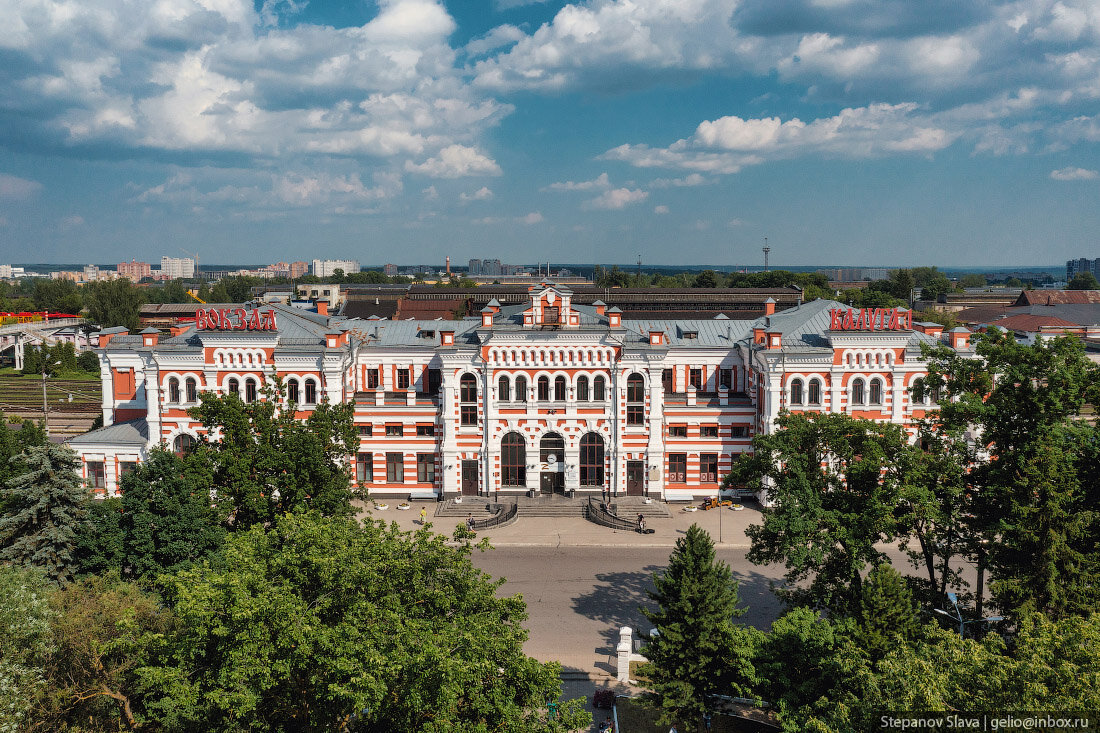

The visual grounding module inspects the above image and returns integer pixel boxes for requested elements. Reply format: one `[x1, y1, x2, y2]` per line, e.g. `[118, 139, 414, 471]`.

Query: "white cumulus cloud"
[584, 187, 649, 210]
[543, 172, 610, 191]
[1050, 166, 1098, 180]
[405, 145, 502, 178]
[460, 186, 494, 201]
[0, 173, 43, 200]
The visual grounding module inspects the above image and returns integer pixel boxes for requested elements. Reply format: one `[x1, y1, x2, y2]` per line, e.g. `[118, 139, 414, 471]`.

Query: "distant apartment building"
[83, 265, 101, 282]
[383, 263, 399, 277]
[312, 259, 359, 278]
[289, 261, 309, 279]
[468, 259, 482, 275]
[0, 264, 13, 278]
[469, 259, 512, 277]
[817, 267, 890, 282]
[161, 257, 196, 279]
[117, 260, 153, 281]
[1067, 258, 1100, 282]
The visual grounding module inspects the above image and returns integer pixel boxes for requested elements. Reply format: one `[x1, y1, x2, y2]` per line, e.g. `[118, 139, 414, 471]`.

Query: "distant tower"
[636, 254, 642, 279]
[446, 256, 451, 277]
[762, 237, 770, 272]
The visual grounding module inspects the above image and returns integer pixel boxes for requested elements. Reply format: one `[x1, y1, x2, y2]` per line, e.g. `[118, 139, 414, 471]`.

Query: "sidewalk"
[356, 498, 759, 548]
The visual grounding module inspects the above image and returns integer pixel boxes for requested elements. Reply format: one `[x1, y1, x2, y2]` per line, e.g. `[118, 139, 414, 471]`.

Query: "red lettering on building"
[828, 307, 911, 331]
[195, 308, 278, 331]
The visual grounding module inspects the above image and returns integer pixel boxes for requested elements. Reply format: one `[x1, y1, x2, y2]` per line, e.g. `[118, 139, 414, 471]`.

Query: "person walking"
[419, 507, 427, 525]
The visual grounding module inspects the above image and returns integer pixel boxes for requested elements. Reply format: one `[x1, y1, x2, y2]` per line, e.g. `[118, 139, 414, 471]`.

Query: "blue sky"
[0, 0, 1098, 267]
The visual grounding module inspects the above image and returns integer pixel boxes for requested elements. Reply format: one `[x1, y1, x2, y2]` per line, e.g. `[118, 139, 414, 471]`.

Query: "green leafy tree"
[853, 564, 920, 660]
[188, 380, 359, 530]
[918, 331, 1100, 619]
[77, 349, 100, 373]
[83, 278, 146, 330]
[730, 413, 915, 614]
[0, 411, 47, 501]
[640, 524, 759, 727]
[75, 496, 125, 577]
[0, 565, 55, 733]
[138, 513, 590, 732]
[958, 273, 987, 288]
[30, 574, 171, 731]
[692, 270, 720, 288]
[115, 449, 224, 581]
[0, 444, 88, 584]
[1068, 271, 1100, 289]
[32, 278, 83, 314]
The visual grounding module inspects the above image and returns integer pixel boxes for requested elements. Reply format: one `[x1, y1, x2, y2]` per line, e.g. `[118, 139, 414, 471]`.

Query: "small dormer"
[649, 329, 664, 346]
[593, 300, 607, 316]
[486, 298, 501, 315]
[439, 330, 455, 346]
[607, 306, 622, 328]
[753, 327, 765, 345]
[765, 330, 782, 349]
[325, 330, 348, 348]
[946, 326, 971, 350]
[140, 327, 160, 347]
[97, 326, 128, 347]
[481, 307, 494, 328]
[764, 297, 776, 316]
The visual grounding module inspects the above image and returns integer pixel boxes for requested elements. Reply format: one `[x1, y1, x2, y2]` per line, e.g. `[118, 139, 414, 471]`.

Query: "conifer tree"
[641, 524, 759, 727]
[855, 563, 920, 660]
[0, 444, 88, 584]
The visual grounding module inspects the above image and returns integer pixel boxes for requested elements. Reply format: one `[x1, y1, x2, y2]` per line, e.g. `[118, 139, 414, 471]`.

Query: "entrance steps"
[435, 494, 671, 519]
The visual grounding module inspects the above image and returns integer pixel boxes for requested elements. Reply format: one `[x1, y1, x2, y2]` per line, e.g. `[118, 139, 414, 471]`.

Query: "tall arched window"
[626, 373, 645, 425]
[808, 379, 821, 405]
[245, 379, 258, 404]
[577, 375, 590, 401]
[185, 377, 198, 403]
[593, 376, 606, 401]
[515, 376, 527, 402]
[790, 379, 803, 406]
[304, 379, 317, 405]
[869, 379, 882, 405]
[173, 434, 196, 455]
[228, 378, 240, 397]
[851, 378, 865, 406]
[579, 432, 605, 487]
[460, 374, 478, 426]
[168, 378, 180, 404]
[554, 376, 566, 402]
[537, 376, 550, 401]
[501, 432, 526, 486]
[287, 379, 299, 404]
[498, 375, 510, 402]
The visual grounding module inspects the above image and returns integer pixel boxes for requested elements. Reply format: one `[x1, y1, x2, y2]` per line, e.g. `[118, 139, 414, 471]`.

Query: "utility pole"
[762, 237, 770, 272]
[636, 254, 642, 280]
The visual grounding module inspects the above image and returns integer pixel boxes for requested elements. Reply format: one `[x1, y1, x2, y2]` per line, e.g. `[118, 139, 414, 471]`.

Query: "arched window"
[593, 375, 606, 401]
[228, 378, 240, 397]
[498, 375, 510, 402]
[808, 379, 821, 405]
[851, 378, 865, 406]
[304, 379, 317, 405]
[185, 377, 197, 403]
[168, 378, 180, 404]
[579, 432, 605, 487]
[460, 374, 478, 426]
[790, 379, 803, 406]
[554, 376, 566, 402]
[869, 379, 882, 405]
[501, 432, 526, 486]
[626, 373, 645, 425]
[173, 434, 196, 455]
[245, 379, 258, 404]
[537, 376, 550, 401]
[515, 376, 527, 402]
[287, 379, 299, 404]
[577, 375, 590, 402]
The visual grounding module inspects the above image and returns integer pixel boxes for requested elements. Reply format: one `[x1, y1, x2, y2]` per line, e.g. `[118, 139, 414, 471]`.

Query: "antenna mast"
[762, 237, 770, 272]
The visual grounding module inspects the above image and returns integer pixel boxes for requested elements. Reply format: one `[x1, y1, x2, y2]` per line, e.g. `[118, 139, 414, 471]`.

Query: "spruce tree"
[641, 523, 759, 727]
[855, 563, 920, 660]
[0, 444, 88, 584]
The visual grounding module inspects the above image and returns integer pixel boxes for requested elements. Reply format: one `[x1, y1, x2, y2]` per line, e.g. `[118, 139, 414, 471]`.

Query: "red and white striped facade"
[69, 283, 971, 499]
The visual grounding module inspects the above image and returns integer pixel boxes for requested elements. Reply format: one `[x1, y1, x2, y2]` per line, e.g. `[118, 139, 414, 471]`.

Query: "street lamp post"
[41, 356, 61, 436]
[934, 592, 1003, 639]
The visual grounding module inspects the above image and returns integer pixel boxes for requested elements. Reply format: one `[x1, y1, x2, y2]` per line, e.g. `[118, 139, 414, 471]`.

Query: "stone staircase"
[435, 493, 672, 521]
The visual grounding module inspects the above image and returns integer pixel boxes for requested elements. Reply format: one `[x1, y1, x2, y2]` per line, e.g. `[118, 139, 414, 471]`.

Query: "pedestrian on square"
[419, 507, 427, 525]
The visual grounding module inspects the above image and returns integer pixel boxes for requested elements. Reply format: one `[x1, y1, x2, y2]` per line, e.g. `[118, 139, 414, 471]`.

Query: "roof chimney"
[593, 300, 607, 316]
[316, 300, 328, 316]
[481, 307, 494, 328]
[607, 306, 622, 327]
[140, 327, 160, 347]
[648, 329, 664, 346]
[440, 329, 455, 346]
[764, 297, 776, 316]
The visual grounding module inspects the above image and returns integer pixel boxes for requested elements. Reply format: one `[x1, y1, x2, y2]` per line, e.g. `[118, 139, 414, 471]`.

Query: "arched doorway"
[539, 433, 565, 494]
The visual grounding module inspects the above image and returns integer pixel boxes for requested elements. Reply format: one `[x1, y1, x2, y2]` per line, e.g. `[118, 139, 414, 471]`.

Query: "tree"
[77, 349, 100, 373]
[0, 444, 88, 584]
[138, 513, 590, 732]
[75, 496, 125, 577]
[853, 564, 919, 660]
[729, 413, 915, 614]
[0, 411, 47, 500]
[692, 270, 720, 288]
[0, 565, 55, 732]
[640, 524, 759, 727]
[83, 278, 146, 330]
[1068, 271, 1100, 290]
[918, 330, 1100, 619]
[187, 380, 359, 530]
[32, 278, 82, 314]
[30, 574, 171, 731]
[114, 449, 224, 581]
[958, 273, 987, 288]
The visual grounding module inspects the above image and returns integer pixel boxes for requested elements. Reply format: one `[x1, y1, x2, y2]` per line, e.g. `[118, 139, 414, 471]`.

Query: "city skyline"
[1, 0, 1098, 267]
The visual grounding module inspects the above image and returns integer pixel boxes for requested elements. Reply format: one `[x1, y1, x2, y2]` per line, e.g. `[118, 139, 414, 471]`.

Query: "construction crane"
[180, 247, 201, 279]
[187, 290, 206, 305]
